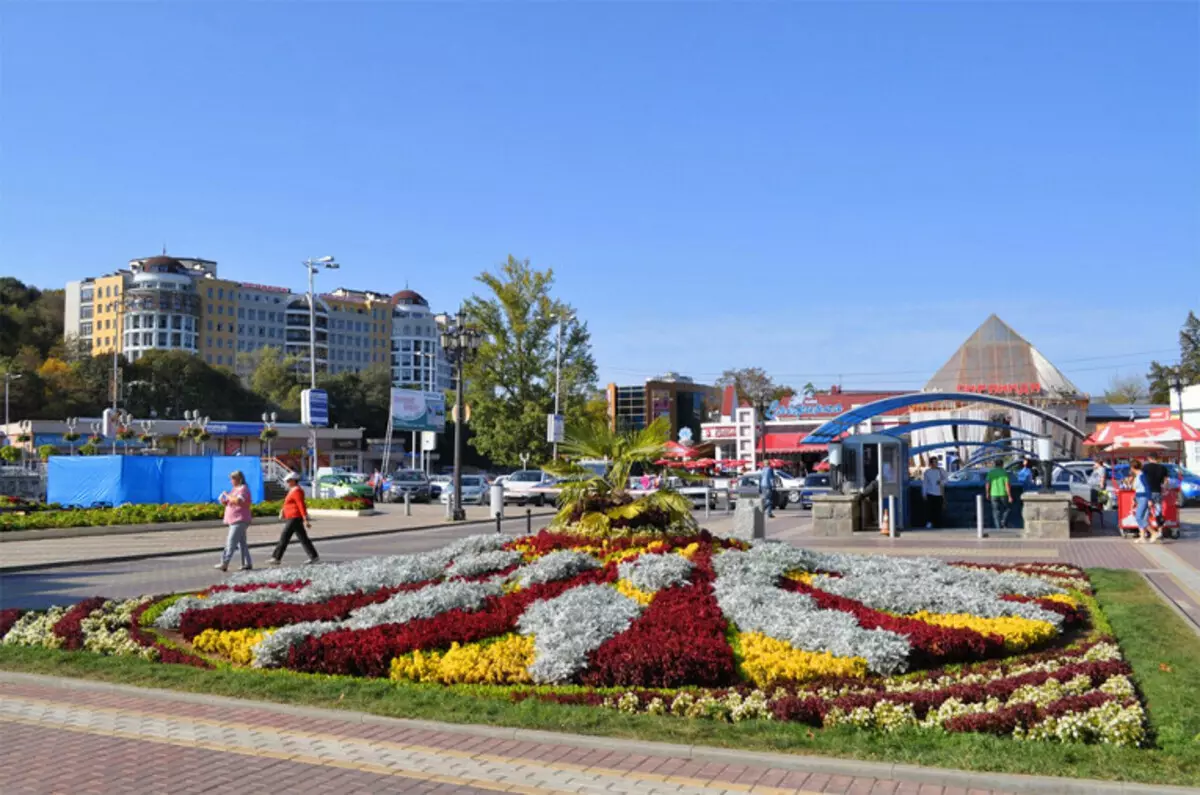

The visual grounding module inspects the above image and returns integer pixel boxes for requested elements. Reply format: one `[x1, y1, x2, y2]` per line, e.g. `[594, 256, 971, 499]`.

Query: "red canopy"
[814, 460, 831, 472]
[1084, 416, 1200, 448]
[662, 441, 699, 459]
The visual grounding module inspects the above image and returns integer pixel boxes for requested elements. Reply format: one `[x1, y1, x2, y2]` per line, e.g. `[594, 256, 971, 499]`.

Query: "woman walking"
[1126, 460, 1159, 544]
[271, 472, 320, 566]
[215, 471, 253, 572]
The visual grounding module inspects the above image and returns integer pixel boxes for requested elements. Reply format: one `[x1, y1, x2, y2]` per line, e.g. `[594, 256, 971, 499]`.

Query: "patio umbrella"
[814, 460, 831, 472]
[767, 459, 788, 468]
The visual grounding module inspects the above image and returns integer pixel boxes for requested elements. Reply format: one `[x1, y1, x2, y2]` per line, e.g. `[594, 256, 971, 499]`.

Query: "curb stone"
[0, 671, 1191, 795]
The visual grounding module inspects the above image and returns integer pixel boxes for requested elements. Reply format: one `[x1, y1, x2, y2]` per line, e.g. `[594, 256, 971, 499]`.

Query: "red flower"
[128, 598, 212, 668]
[51, 597, 107, 651]
[0, 608, 26, 639]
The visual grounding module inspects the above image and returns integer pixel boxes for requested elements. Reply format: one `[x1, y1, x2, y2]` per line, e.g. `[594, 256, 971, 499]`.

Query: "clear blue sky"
[3, 3, 1196, 395]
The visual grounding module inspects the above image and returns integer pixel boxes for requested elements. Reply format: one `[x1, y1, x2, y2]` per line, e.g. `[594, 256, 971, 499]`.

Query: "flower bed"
[0, 496, 371, 531]
[0, 530, 1151, 747]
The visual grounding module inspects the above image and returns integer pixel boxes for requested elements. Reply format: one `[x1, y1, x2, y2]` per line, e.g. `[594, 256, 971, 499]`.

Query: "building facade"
[606, 373, 720, 443]
[63, 255, 449, 391]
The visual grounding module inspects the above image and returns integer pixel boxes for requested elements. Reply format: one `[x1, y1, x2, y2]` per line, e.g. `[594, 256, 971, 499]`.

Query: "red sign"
[1149, 407, 1172, 420]
[702, 425, 738, 440]
[956, 383, 1042, 396]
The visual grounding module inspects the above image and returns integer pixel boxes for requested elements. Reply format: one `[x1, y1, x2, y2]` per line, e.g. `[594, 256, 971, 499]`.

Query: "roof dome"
[392, 289, 428, 307]
[140, 255, 185, 272]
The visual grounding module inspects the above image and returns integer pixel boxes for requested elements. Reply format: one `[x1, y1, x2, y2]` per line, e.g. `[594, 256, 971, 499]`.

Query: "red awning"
[762, 432, 827, 453]
[1084, 416, 1200, 447]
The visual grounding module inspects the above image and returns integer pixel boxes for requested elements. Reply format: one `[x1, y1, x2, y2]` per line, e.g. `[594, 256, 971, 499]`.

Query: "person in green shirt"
[986, 460, 1013, 529]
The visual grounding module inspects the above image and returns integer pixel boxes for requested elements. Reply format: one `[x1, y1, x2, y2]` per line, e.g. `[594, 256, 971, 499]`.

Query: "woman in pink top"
[215, 470, 254, 572]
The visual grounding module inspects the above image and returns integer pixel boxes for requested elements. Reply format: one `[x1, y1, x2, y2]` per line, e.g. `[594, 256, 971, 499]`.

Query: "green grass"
[2, 568, 1199, 786]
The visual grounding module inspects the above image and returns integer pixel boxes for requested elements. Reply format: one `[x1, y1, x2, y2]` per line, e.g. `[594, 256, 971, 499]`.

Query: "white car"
[744, 470, 804, 503]
[501, 470, 554, 506]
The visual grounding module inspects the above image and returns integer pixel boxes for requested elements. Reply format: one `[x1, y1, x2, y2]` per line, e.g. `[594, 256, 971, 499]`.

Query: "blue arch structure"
[803, 392, 1087, 444]
[879, 419, 1040, 439]
[911, 440, 1032, 458]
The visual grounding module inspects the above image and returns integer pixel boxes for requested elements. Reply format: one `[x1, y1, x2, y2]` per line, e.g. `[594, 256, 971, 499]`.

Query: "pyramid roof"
[924, 315, 1082, 398]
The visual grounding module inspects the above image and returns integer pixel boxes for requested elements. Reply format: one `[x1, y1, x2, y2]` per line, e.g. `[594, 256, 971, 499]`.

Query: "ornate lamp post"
[137, 417, 158, 452]
[437, 310, 482, 521]
[261, 411, 279, 461]
[64, 417, 80, 456]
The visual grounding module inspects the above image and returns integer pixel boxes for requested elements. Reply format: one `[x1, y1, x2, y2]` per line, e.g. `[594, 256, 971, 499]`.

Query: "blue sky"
[3, 3, 1196, 395]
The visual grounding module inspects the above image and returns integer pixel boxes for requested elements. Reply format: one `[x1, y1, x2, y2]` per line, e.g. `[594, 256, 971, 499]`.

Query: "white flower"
[517, 584, 642, 683]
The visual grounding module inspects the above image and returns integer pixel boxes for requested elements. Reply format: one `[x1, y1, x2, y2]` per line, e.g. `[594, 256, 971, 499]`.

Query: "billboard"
[301, 388, 329, 427]
[390, 388, 446, 432]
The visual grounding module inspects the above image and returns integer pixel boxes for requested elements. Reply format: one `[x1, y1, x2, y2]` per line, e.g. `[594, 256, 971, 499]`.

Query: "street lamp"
[261, 411, 278, 460]
[551, 311, 574, 460]
[437, 309, 482, 521]
[3, 372, 20, 433]
[416, 350, 437, 474]
[1171, 367, 1188, 467]
[64, 417, 79, 456]
[303, 256, 337, 489]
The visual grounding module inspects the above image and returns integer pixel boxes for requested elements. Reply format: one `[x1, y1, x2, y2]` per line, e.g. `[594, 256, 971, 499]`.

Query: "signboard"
[332, 438, 359, 451]
[547, 413, 564, 444]
[421, 431, 437, 451]
[301, 389, 329, 427]
[956, 383, 1042, 396]
[390, 388, 446, 432]
[702, 425, 738, 440]
[766, 396, 844, 420]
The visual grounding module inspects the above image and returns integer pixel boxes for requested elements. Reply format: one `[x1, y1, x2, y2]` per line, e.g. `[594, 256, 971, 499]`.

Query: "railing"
[261, 456, 292, 484]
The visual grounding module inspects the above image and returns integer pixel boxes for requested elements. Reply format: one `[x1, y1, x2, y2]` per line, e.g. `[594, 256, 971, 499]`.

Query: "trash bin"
[490, 482, 505, 519]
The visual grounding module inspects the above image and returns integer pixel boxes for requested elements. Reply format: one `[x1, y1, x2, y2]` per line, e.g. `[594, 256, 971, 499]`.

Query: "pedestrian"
[922, 456, 945, 528]
[370, 468, 384, 502]
[986, 458, 1012, 529]
[215, 470, 253, 572]
[1016, 458, 1037, 489]
[1088, 460, 1109, 508]
[271, 472, 320, 566]
[759, 461, 776, 518]
[1141, 452, 1170, 535]
[1126, 459, 1156, 543]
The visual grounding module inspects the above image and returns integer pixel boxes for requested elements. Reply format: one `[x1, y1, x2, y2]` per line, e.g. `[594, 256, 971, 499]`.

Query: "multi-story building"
[606, 373, 720, 443]
[63, 254, 450, 390]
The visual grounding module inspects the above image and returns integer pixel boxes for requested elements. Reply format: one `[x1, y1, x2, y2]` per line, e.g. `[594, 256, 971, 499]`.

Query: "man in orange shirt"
[270, 473, 320, 566]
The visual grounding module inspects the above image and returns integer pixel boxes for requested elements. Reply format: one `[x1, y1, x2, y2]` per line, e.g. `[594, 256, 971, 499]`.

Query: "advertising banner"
[390, 388, 446, 432]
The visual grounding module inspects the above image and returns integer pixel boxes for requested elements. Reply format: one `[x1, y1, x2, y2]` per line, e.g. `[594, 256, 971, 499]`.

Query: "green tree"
[123, 350, 268, 420]
[1147, 312, 1200, 403]
[460, 256, 597, 467]
[1102, 374, 1149, 404]
[716, 367, 793, 405]
[243, 347, 302, 419]
[0, 278, 64, 361]
[321, 365, 393, 437]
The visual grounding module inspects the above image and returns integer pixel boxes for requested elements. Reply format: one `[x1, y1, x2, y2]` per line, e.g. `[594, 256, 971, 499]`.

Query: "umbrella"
[814, 460, 831, 472]
[1103, 440, 1170, 453]
[767, 459, 788, 468]
[1085, 416, 1200, 447]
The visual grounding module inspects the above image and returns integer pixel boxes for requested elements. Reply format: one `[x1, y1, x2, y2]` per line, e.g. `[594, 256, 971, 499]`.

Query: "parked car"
[501, 469, 554, 506]
[385, 470, 433, 503]
[743, 470, 804, 504]
[440, 474, 491, 506]
[798, 473, 833, 509]
[730, 474, 789, 511]
[315, 474, 374, 500]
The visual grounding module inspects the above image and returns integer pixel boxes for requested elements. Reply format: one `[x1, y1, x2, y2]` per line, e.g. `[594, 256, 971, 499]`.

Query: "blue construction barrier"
[47, 456, 265, 507]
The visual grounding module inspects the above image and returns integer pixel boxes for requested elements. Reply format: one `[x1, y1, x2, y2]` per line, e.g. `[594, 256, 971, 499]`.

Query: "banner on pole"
[390, 388, 446, 432]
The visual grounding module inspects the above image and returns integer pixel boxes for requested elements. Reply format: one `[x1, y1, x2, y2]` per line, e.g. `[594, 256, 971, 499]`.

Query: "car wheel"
[787, 490, 800, 504]
[534, 495, 545, 507]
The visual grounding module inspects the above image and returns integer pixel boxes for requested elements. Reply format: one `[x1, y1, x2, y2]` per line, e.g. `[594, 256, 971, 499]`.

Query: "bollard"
[705, 486, 711, 519]
[888, 495, 898, 538]
[404, 491, 411, 517]
[525, 508, 532, 535]
[976, 494, 988, 539]
[726, 489, 733, 514]
[444, 494, 452, 520]
[495, 512, 502, 534]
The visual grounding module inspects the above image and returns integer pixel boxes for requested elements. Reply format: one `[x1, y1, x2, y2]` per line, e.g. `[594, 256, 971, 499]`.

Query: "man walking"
[922, 456, 946, 528]
[1141, 453, 1170, 535]
[986, 458, 1012, 529]
[759, 462, 776, 519]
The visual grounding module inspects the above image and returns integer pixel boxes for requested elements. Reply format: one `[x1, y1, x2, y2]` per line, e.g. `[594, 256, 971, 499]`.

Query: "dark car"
[385, 470, 433, 503]
[798, 474, 833, 509]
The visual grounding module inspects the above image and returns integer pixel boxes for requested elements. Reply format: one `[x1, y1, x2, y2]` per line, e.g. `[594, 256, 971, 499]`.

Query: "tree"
[0, 278, 64, 362]
[1147, 312, 1200, 403]
[321, 365, 392, 437]
[123, 350, 268, 420]
[243, 347, 302, 419]
[1102, 374, 1149, 404]
[715, 367, 794, 405]
[461, 256, 598, 467]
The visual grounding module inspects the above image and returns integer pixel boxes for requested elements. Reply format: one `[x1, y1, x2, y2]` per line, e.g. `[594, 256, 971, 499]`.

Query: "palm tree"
[544, 416, 696, 535]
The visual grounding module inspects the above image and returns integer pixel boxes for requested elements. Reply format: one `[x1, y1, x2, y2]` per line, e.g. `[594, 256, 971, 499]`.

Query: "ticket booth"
[839, 434, 909, 531]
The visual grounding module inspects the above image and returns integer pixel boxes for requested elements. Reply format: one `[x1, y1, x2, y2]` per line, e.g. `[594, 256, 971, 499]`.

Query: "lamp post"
[551, 311, 573, 460]
[261, 411, 278, 460]
[4, 372, 21, 432]
[65, 417, 79, 456]
[137, 417, 158, 452]
[416, 350, 436, 475]
[437, 309, 482, 521]
[302, 256, 337, 491]
[1171, 367, 1187, 468]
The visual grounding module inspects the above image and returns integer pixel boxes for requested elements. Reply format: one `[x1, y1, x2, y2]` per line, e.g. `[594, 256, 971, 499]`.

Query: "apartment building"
[63, 255, 449, 389]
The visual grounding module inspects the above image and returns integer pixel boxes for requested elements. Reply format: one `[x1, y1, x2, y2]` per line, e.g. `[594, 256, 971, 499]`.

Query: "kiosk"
[839, 434, 909, 531]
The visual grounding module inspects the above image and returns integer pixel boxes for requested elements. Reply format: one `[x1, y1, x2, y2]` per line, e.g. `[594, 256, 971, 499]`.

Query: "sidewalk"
[0, 504, 555, 572]
[4, 671, 1190, 795]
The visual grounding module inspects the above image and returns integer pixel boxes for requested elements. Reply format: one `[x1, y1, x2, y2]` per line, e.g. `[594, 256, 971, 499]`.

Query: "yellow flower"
[675, 542, 701, 560]
[1042, 593, 1078, 608]
[909, 611, 1057, 652]
[735, 632, 868, 688]
[389, 634, 536, 685]
[191, 628, 272, 665]
[613, 579, 655, 606]
[784, 570, 815, 586]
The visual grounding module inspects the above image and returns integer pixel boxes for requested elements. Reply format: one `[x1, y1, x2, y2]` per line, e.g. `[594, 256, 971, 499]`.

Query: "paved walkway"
[0, 503, 555, 571]
[14, 671, 1173, 795]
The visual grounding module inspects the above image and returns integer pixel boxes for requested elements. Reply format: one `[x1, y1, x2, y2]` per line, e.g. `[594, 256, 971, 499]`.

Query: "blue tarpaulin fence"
[47, 456, 265, 506]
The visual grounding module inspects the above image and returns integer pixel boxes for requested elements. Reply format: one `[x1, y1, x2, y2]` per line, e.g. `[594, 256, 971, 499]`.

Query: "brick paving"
[0, 674, 1032, 795]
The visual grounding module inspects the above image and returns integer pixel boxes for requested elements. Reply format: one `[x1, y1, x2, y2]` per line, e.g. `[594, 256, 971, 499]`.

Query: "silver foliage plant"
[617, 552, 694, 592]
[511, 550, 600, 588]
[446, 550, 523, 579]
[517, 584, 643, 683]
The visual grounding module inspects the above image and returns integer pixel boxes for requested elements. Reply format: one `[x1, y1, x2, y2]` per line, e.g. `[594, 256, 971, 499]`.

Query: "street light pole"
[439, 310, 480, 522]
[4, 372, 21, 431]
[553, 314, 567, 460]
[303, 255, 338, 492]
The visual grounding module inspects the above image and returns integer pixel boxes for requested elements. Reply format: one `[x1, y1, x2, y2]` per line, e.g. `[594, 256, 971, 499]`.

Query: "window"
[258, 327, 265, 337]
[158, 332, 168, 346]
[171, 333, 181, 347]
[238, 308, 245, 318]
[217, 355, 223, 365]
[159, 314, 168, 328]
[217, 338, 224, 349]
[258, 310, 266, 321]
[218, 288, 224, 300]
[218, 305, 224, 315]
[268, 328, 275, 338]
[142, 332, 152, 345]
[207, 320, 214, 331]
[206, 354, 212, 363]
[254, 294, 260, 302]
[208, 287, 213, 298]
[207, 336, 213, 347]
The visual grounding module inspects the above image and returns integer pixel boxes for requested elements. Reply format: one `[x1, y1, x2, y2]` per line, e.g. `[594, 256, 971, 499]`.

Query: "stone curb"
[0, 509, 382, 542]
[0, 511, 554, 574]
[0, 671, 1189, 795]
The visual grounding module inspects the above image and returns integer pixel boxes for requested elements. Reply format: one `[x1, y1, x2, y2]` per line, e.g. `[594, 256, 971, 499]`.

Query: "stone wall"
[1018, 492, 1071, 539]
[811, 493, 862, 537]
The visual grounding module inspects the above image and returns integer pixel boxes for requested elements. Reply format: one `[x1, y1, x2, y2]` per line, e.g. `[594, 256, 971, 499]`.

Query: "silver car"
[440, 474, 491, 506]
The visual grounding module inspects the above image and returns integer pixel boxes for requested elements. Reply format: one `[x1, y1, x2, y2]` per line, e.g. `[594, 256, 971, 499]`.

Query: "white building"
[1170, 383, 1200, 472]
[390, 290, 450, 391]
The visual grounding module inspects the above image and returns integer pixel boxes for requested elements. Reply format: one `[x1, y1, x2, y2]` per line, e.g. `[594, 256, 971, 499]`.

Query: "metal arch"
[878, 419, 1040, 438]
[803, 391, 1087, 444]
[910, 440, 1023, 458]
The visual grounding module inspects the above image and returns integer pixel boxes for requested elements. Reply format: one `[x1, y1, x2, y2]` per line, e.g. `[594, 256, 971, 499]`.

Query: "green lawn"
[2, 568, 1199, 786]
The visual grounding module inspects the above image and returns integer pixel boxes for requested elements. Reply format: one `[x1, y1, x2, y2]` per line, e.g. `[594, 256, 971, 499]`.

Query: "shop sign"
[333, 438, 360, 451]
[702, 425, 738, 440]
[957, 382, 1042, 396]
[766, 396, 844, 420]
